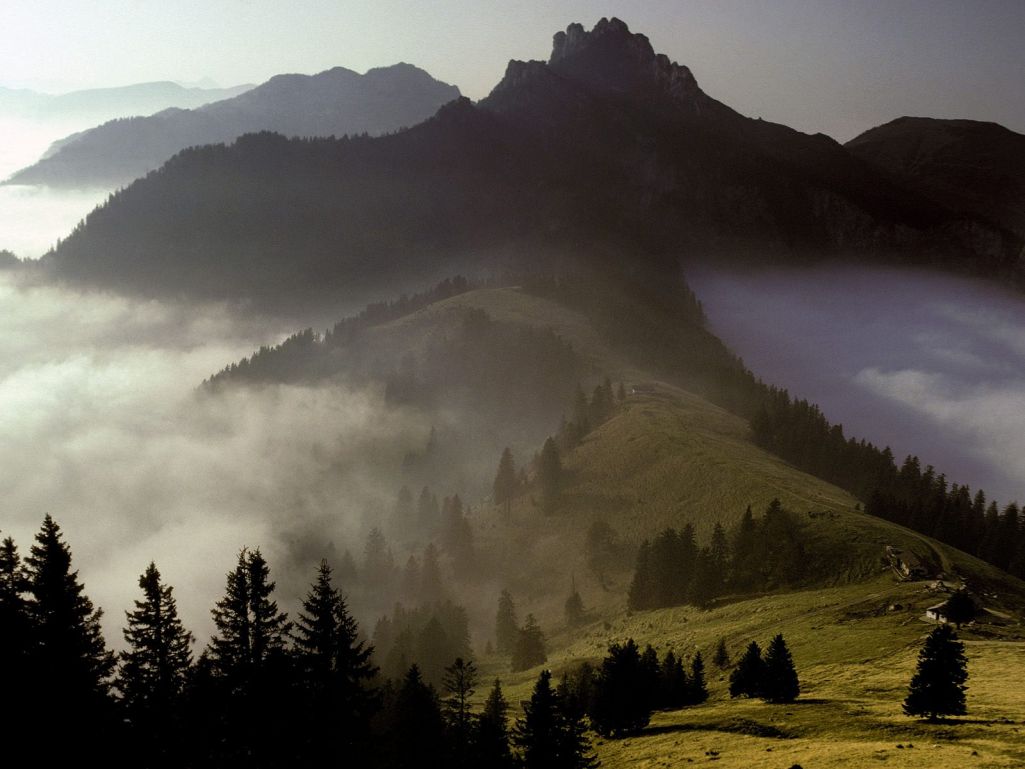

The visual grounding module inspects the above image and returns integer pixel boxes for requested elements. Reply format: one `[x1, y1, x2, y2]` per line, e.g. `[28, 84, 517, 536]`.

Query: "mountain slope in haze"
[0, 81, 252, 125]
[7, 64, 461, 188]
[39, 18, 1023, 308]
[847, 116, 1025, 239]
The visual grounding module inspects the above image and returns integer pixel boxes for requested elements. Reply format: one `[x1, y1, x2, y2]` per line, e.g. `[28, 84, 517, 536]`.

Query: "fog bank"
[0, 275, 430, 643]
[690, 263, 1025, 504]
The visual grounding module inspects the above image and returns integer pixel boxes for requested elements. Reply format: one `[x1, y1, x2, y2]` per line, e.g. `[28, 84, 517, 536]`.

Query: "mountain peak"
[545, 18, 704, 106]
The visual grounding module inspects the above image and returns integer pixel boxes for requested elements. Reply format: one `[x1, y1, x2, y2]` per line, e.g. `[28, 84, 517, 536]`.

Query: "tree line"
[628, 499, 807, 611]
[0, 516, 589, 768]
[752, 388, 1025, 579]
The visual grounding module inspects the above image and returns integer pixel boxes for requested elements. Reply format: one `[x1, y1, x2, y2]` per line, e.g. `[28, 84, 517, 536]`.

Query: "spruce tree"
[474, 678, 514, 768]
[761, 634, 799, 703]
[564, 577, 585, 627]
[118, 562, 194, 742]
[514, 669, 597, 768]
[388, 664, 447, 768]
[713, 638, 730, 670]
[0, 536, 33, 734]
[443, 656, 479, 767]
[729, 641, 765, 698]
[688, 651, 708, 704]
[292, 560, 378, 760]
[495, 589, 518, 655]
[25, 515, 115, 737]
[511, 613, 547, 672]
[589, 639, 651, 737]
[942, 592, 976, 629]
[660, 650, 688, 710]
[493, 447, 518, 514]
[903, 625, 968, 721]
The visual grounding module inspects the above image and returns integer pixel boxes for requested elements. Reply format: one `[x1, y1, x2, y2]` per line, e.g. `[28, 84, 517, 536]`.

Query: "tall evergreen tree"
[495, 589, 518, 655]
[511, 614, 547, 672]
[688, 651, 708, 705]
[564, 577, 585, 627]
[514, 669, 597, 769]
[388, 664, 447, 768]
[589, 639, 652, 738]
[0, 535, 33, 734]
[118, 562, 194, 745]
[292, 560, 378, 760]
[474, 678, 514, 768]
[904, 625, 969, 721]
[760, 634, 799, 703]
[729, 641, 765, 699]
[443, 656, 479, 767]
[659, 650, 688, 710]
[493, 447, 519, 515]
[25, 515, 115, 740]
[713, 638, 730, 670]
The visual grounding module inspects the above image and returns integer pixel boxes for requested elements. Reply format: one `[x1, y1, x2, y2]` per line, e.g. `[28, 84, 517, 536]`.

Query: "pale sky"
[3, 0, 1024, 141]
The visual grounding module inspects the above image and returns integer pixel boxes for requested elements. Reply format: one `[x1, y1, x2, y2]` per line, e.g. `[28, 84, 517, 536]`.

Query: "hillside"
[37, 18, 1023, 310]
[847, 117, 1025, 240]
[6, 64, 460, 188]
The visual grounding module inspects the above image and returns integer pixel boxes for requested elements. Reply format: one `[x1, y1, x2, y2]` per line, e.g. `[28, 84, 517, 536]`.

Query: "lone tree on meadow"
[713, 638, 730, 670]
[904, 625, 969, 721]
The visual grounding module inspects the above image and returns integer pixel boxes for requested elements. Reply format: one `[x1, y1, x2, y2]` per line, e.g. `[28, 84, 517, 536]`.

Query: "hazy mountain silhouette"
[847, 117, 1025, 239]
[7, 64, 461, 188]
[0, 81, 252, 125]
[39, 18, 1024, 310]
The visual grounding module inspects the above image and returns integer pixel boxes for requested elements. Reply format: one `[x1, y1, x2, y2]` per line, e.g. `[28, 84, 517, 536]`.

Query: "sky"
[2, 0, 1024, 141]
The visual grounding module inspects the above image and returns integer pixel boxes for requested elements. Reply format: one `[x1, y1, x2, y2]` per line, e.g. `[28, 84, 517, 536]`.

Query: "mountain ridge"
[7, 63, 461, 188]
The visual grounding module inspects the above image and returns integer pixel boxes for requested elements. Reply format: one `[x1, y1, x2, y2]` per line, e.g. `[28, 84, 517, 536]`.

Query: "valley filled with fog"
[690, 264, 1025, 505]
[0, 274, 440, 643]
[0, 118, 112, 257]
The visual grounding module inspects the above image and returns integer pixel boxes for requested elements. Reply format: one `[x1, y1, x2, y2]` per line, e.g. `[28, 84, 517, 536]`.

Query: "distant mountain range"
[847, 117, 1025, 240]
[6, 64, 461, 188]
[0, 81, 253, 126]
[38, 18, 1025, 309]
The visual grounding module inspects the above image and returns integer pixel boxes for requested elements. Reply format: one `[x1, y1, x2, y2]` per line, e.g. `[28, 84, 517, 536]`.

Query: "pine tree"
[564, 577, 585, 627]
[388, 664, 447, 767]
[25, 515, 115, 736]
[118, 562, 194, 739]
[511, 613, 547, 672]
[904, 625, 968, 721]
[0, 535, 33, 734]
[731, 506, 759, 591]
[589, 638, 652, 737]
[420, 543, 446, 604]
[493, 447, 518, 515]
[474, 679, 514, 768]
[713, 638, 730, 670]
[495, 589, 518, 655]
[761, 634, 799, 703]
[729, 641, 765, 698]
[208, 548, 291, 683]
[292, 560, 378, 759]
[538, 437, 563, 513]
[514, 669, 597, 768]
[688, 651, 708, 704]
[659, 650, 688, 710]
[688, 547, 718, 608]
[443, 656, 479, 767]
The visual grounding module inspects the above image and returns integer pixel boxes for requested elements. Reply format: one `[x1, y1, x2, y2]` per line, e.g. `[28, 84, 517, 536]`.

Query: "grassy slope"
[376, 287, 1025, 767]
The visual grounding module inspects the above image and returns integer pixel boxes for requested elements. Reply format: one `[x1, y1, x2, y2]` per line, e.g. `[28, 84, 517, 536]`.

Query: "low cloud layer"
[689, 263, 1025, 504]
[0, 275, 429, 643]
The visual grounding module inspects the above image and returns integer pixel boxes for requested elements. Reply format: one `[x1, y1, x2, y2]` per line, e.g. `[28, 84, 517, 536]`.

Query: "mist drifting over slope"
[0, 274, 438, 644]
[690, 263, 1025, 504]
